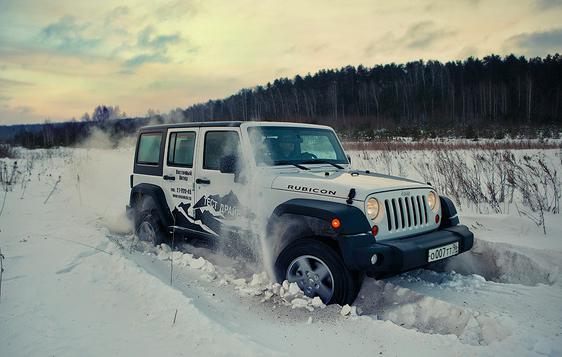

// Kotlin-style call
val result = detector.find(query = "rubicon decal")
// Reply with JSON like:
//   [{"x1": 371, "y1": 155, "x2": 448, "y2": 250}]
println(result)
[{"x1": 287, "y1": 184, "x2": 336, "y2": 196}]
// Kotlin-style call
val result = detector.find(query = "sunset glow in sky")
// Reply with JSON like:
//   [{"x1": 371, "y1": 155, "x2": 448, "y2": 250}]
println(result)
[{"x1": 1, "y1": 0, "x2": 561, "y2": 124}]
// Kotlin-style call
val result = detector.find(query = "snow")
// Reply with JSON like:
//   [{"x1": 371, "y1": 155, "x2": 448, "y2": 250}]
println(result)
[
  {"x1": 340, "y1": 304, "x2": 352, "y2": 316},
  {"x1": 1, "y1": 147, "x2": 562, "y2": 356}
]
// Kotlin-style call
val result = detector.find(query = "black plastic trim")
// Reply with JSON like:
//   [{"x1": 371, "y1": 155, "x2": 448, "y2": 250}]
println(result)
[
  {"x1": 272, "y1": 198, "x2": 371, "y2": 235},
  {"x1": 129, "y1": 183, "x2": 174, "y2": 227},
  {"x1": 349, "y1": 170, "x2": 425, "y2": 185},
  {"x1": 133, "y1": 131, "x2": 166, "y2": 176},
  {"x1": 166, "y1": 131, "x2": 196, "y2": 168},
  {"x1": 202, "y1": 130, "x2": 241, "y2": 171},
  {"x1": 338, "y1": 224, "x2": 474, "y2": 272},
  {"x1": 141, "y1": 121, "x2": 243, "y2": 131},
  {"x1": 439, "y1": 196, "x2": 460, "y2": 228}
]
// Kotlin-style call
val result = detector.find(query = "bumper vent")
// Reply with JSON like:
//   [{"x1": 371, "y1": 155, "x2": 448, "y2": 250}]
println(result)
[{"x1": 384, "y1": 195, "x2": 428, "y2": 232}]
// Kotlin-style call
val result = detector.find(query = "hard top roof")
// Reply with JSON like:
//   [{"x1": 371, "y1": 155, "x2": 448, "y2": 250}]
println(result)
[
  {"x1": 140, "y1": 121, "x2": 243, "y2": 131},
  {"x1": 139, "y1": 120, "x2": 332, "y2": 131}
]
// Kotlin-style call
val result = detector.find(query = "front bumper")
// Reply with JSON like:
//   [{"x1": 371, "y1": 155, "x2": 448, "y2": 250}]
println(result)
[{"x1": 338, "y1": 225, "x2": 474, "y2": 274}]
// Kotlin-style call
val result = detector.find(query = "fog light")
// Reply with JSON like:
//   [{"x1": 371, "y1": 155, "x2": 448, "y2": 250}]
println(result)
[
  {"x1": 371, "y1": 225, "x2": 379, "y2": 236},
  {"x1": 435, "y1": 214, "x2": 440, "y2": 224},
  {"x1": 371, "y1": 254, "x2": 378, "y2": 265}
]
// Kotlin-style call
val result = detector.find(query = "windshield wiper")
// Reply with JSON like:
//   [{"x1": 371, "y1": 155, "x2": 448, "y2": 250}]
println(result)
[
  {"x1": 300, "y1": 160, "x2": 345, "y2": 170},
  {"x1": 274, "y1": 160, "x2": 310, "y2": 170}
]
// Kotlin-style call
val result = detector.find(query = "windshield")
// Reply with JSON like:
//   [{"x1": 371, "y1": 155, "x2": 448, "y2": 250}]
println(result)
[{"x1": 248, "y1": 126, "x2": 348, "y2": 166}]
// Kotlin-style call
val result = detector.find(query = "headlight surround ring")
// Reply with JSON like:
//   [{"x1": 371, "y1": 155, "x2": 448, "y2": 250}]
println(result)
[
  {"x1": 428, "y1": 191, "x2": 439, "y2": 212},
  {"x1": 366, "y1": 197, "x2": 380, "y2": 220}
]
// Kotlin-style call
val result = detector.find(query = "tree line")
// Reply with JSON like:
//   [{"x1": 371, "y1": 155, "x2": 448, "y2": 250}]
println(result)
[
  {"x1": 5, "y1": 118, "x2": 152, "y2": 148},
  {"x1": 1, "y1": 54, "x2": 561, "y2": 148},
  {"x1": 181, "y1": 54, "x2": 562, "y2": 136}
]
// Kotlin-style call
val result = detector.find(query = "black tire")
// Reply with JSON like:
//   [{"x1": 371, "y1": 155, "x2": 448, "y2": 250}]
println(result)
[
  {"x1": 135, "y1": 210, "x2": 167, "y2": 246},
  {"x1": 275, "y1": 238, "x2": 359, "y2": 305}
]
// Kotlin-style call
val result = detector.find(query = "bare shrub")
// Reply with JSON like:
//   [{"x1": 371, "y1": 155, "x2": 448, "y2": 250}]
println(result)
[
  {"x1": 344, "y1": 139, "x2": 562, "y2": 151},
  {"x1": 350, "y1": 148, "x2": 560, "y2": 234},
  {"x1": 505, "y1": 154, "x2": 561, "y2": 234},
  {"x1": 0, "y1": 161, "x2": 21, "y2": 192},
  {"x1": 0, "y1": 144, "x2": 16, "y2": 159},
  {"x1": 0, "y1": 161, "x2": 22, "y2": 217}
]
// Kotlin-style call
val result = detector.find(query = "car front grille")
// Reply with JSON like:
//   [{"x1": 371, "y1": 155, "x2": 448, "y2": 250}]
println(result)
[{"x1": 384, "y1": 194, "x2": 428, "y2": 232}]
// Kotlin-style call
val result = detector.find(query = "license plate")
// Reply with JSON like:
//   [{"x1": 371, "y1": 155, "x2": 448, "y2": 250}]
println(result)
[{"x1": 428, "y1": 242, "x2": 459, "y2": 262}]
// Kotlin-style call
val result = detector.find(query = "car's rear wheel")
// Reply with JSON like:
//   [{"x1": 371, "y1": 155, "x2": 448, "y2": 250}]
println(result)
[
  {"x1": 275, "y1": 238, "x2": 359, "y2": 305},
  {"x1": 135, "y1": 210, "x2": 167, "y2": 246}
]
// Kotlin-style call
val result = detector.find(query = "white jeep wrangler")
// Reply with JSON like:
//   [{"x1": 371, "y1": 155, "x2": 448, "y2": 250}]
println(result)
[{"x1": 127, "y1": 121, "x2": 473, "y2": 305}]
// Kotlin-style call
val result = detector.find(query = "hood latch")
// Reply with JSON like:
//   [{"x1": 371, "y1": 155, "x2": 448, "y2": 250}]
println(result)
[{"x1": 346, "y1": 188, "x2": 356, "y2": 204}]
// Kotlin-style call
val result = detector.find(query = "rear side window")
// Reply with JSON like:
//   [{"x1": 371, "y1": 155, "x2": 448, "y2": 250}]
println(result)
[
  {"x1": 203, "y1": 131, "x2": 240, "y2": 170},
  {"x1": 137, "y1": 133, "x2": 162, "y2": 165},
  {"x1": 168, "y1": 132, "x2": 196, "y2": 167}
]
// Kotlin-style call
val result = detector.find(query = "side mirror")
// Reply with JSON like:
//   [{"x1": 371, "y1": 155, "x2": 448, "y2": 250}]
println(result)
[
  {"x1": 346, "y1": 154, "x2": 352, "y2": 164},
  {"x1": 219, "y1": 155, "x2": 241, "y2": 181}
]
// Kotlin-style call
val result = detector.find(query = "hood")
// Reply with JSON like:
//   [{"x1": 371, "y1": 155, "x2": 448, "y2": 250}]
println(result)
[{"x1": 271, "y1": 169, "x2": 430, "y2": 201}]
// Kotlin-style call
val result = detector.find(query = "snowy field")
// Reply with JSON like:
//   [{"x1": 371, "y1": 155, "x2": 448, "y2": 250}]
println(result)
[{"x1": 1, "y1": 146, "x2": 562, "y2": 356}]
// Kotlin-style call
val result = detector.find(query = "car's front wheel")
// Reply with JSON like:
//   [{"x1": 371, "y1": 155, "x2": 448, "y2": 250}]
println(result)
[
  {"x1": 135, "y1": 210, "x2": 167, "y2": 246},
  {"x1": 275, "y1": 238, "x2": 359, "y2": 305}
]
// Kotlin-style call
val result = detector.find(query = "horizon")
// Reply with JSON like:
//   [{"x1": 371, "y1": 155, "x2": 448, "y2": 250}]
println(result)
[{"x1": 1, "y1": 0, "x2": 562, "y2": 125}]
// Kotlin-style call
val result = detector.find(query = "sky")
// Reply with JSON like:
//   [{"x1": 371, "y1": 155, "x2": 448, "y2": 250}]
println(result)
[{"x1": 0, "y1": 0, "x2": 561, "y2": 125}]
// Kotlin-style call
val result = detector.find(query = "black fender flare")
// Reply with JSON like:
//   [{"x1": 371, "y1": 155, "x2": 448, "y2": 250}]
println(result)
[
  {"x1": 439, "y1": 196, "x2": 459, "y2": 228},
  {"x1": 270, "y1": 198, "x2": 371, "y2": 236},
  {"x1": 129, "y1": 183, "x2": 174, "y2": 227}
]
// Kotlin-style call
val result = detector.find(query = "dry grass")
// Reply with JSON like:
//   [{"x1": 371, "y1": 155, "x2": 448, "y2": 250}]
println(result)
[
  {"x1": 0, "y1": 144, "x2": 16, "y2": 159},
  {"x1": 343, "y1": 140, "x2": 562, "y2": 151},
  {"x1": 351, "y1": 148, "x2": 561, "y2": 234}
]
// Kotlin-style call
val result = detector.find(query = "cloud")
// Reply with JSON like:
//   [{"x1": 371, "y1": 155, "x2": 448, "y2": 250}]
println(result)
[
  {"x1": 310, "y1": 43, "x2": 329, "y2": 54},
  {"x1": 137, "y1": 26, "x2": 181, "y2": 50},
  {"x1": 156, "y1": 0, "x2": 201, "y2": 20},
  {"x1": 535, "y1": 0, "x2": 562, "y2": 9},
  {"x1": 403, "y1": 21, "x2": 455, "y2": 49},
  {"x1": 364, "y1": 22, "x2": 455, "y2": 57},
  {"x1": 15, "y1": 105, "x2": 33, "y2": 114},
  {"x1": 123, "y1": 53, "x2": 168, "y2": 68},
  {"x1": 0, "y1": 77, "x2": 34, "y2": 87},
  {"x1": 507, "y1": 28, "x2": 562, "y2": 56},
  {"x1": 0, "y1": 104, "x2": 40, "y2": 124},
  {"x1": 424, "y1": 0, "x2": 480, "y2": 12},
  {"x1": 104, "y1": 6, "x2": 130, "y2": 27},
  {"x1": 120, "y1": 26, "x2": 198, "y2": 71},
  {"x1": 457, "y1": 46, "x2": 479, "y2": 59},
  {"x1": 39, "y1": 15, "x2": 101, "y2": 53}
]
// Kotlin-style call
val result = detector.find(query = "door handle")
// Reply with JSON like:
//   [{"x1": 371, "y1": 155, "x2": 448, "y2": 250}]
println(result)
[
  {"x1": 196, "y1": 178, "x2": 211, "y2": 185},
  {"x1": 163, "y1": 175, "x2": 176, "y2": 181}
]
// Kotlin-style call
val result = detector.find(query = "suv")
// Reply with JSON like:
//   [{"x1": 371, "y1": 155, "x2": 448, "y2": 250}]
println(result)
[{"x1": 127, "y1": 121, "x2": 473, "y2": 305}]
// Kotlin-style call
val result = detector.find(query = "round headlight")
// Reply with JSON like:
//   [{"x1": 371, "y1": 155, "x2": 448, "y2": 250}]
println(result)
[
  {"x1": 366, "y1": 197, "x2": 380, "y2": 220},
  {"x1": 428, "y1": 191, "x2": 438, "y2": 211}
]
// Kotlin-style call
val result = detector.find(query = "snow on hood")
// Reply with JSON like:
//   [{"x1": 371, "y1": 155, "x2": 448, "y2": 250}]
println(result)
[{"x1": 271, "y1": 169, "x2": 429, "y2": 201}]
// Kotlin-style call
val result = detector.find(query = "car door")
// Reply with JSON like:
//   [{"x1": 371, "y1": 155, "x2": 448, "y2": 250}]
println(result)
[
  {"x1": 162, "y1": 128, "x2": 202, "y2": 232},
  {"x1": 193, "y1": 127, "x2": 246, "y2": 237}
]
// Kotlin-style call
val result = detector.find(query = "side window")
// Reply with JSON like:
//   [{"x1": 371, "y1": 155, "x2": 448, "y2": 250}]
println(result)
[
  {"x1": 203, "y1": 131, "x2": 240, "y2": 170},
  {"x1": 137, "y1": 133, "x2": 162, "y2": 165},
  {"x1": 168, "y1": 132, "x2": 196, "y2": 167}
]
